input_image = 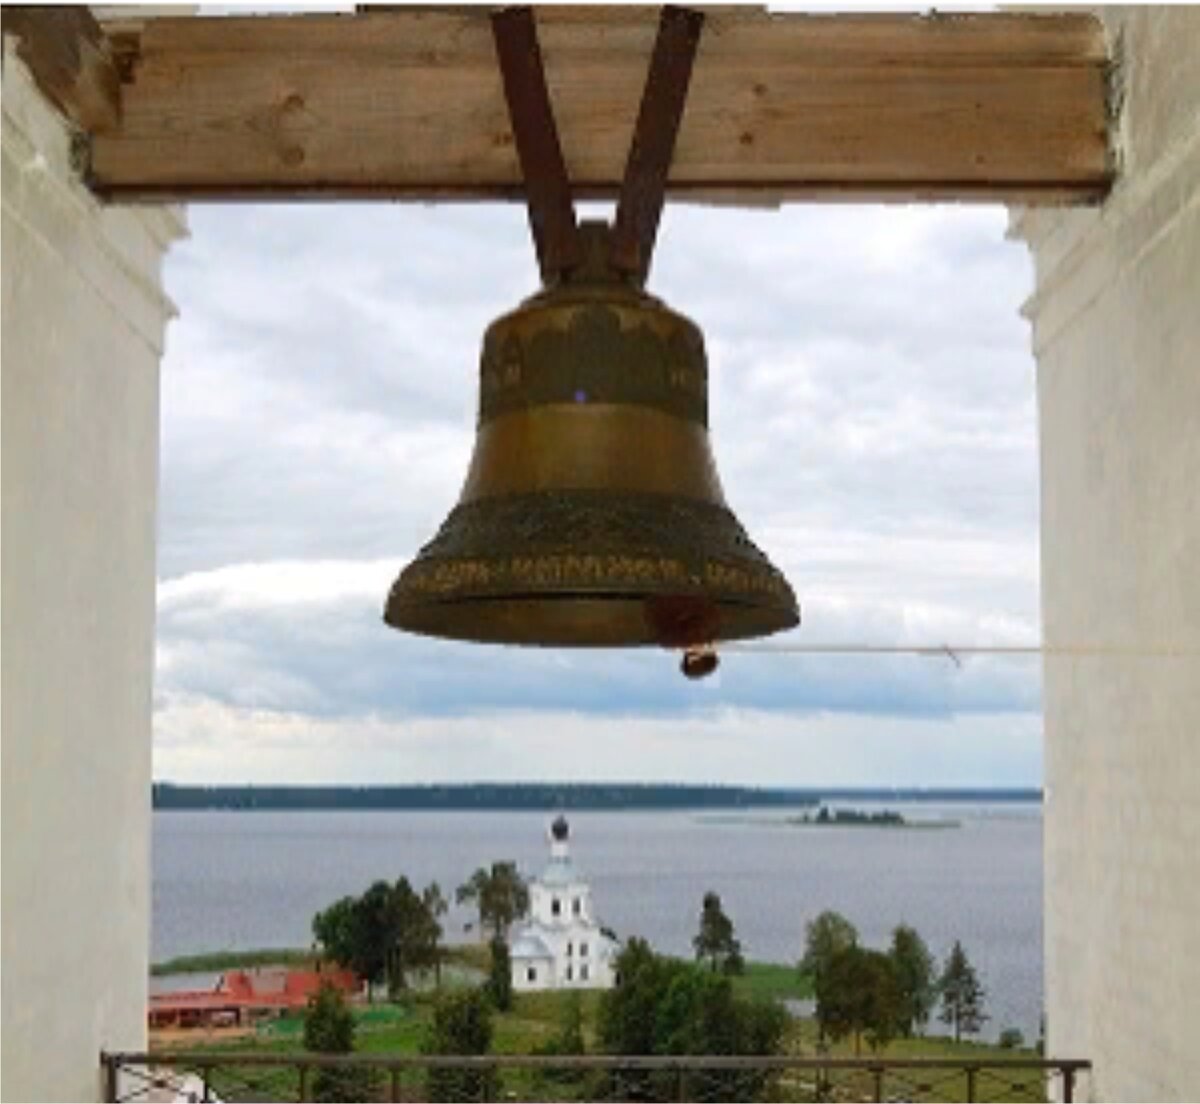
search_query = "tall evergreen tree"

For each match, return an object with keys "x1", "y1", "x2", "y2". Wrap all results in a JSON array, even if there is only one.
[
  {"x1": 693, "y1": 891, "x2": 745, "y2": 975},
  {"x1": 889, "y1": 924, "x2": 936, "y2": 1035},
  {"x1": 938, "y1": 941, "x2": 988, "y2": 1042}
]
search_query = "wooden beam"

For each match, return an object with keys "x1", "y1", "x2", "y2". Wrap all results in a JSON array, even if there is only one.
[
  {"x1": 2, "y1": 5, "x2": 121, "y2": 133},
  {"x1": 87, "y1": 8, "x2": 1112, "y2": 205}
]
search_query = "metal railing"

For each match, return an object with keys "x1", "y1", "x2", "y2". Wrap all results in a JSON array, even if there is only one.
[{"x1": 103, "y1": 1050, "x2": 1090, "y2": 1103}]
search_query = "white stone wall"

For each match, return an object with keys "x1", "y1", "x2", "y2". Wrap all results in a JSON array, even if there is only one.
[
  {"x1": 1, "y1": 43, "x2": 185, "y2": 1103},
  {"x1": 512, "y1": 955, "x2": 555, "y2": 992},
  {"x1": 1011, "y1": 8, "x2": 1200, "y2": 1100},
  {"x1": 530, "y1": 879, "x2": 590, "y2": 926}
]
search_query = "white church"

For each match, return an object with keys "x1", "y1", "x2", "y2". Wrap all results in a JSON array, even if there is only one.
[{"x1": 509, "y1": 815, "x2": 618, "y2": 992}]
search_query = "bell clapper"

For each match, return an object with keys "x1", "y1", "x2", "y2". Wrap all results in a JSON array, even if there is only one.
[{"x1": 681, "y1": 644, "x2": 720, "y2": 681}]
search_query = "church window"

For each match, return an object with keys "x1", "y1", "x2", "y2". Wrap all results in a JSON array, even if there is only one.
[
  {"x1": 581, "y1": 965, "x2": 589, "y2": 981},
  {"x1": 567, "y1": 942, "x2": 573, "y2": 956},
  {"x1": 580, "y1": 942, "x2": 588, "y2": 957},
  {"x1": 573, "y1": 897, "x2": 582, "y2": 915},
  {"x1": 566, "y1": 965, "x2": 573, "y2": 981},
  {"x1": 551, "y1": 897, "x2": 561, "y2": 916},
  {"x1": 527, "y1": 967, "x2": 537, "y2": 982}
]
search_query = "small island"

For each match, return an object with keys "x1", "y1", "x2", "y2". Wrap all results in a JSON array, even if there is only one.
[{"x1": 787, "y1": 806, "x2": 959, "y2": 829}]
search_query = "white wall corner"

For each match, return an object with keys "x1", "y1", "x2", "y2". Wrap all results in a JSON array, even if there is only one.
[
  {"x1": 2, "y1": 35, "x2": 188, "y2": 355},
  {"x1": 1007, "y1": 7, "x2": 1200, "y2": 350}
]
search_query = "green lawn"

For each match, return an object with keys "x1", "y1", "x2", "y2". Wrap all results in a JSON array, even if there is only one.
[
  {"x1": 151, "y1": 943, "x2": 491, "y2": 978},
  {"x1": 731, "y1": 960, "x2": 814, "y2": 1003},
  {"x1": 151, "y1": 947, "x2": 317, "y2": 976},
  {"x1": 155, "y1": 952, "x2": 1045, "y2": 1102}
]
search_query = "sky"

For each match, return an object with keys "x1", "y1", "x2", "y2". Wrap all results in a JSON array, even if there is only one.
[{"x1": 153, "y1": 199, "x2": 1043, "y2": 787}]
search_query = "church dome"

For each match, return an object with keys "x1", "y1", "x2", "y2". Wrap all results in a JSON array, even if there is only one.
[{"x1": 551, "y1": 814, "x2": 569, "y2": 842}]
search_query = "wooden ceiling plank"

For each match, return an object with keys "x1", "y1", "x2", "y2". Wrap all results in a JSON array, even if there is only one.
[{"x1": 86, "y1": 9, "x2": 1112, "y2": 205}]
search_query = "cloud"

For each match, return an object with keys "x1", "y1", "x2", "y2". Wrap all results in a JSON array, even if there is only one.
[
  {"x1": 155, "y1": 558, "x2": 1040, "y2": 722},
  {"x1": 154, "y1": 698, "x2": 1042, "y2": 789},
  {"x1": 155, "y1": 201, "x2": 1041, "y2": 784}
]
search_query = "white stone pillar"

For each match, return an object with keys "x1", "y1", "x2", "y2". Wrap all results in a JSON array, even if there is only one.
[
  {"x1": 1010, "y1": 8, "x2": 1200, "y2": 1101},
  {"x1": 1, "y1": 40, "x2": 186, "y2": 1102}
]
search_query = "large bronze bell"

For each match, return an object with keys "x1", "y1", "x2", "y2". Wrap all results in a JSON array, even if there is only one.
[{"x1": 384, "y1": 223, "x2": 799, "y2": 647}]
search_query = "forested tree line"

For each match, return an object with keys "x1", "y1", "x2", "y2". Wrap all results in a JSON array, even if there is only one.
[{"x1": 153, "y1": 781, "x2": 1039, "y2": 811}]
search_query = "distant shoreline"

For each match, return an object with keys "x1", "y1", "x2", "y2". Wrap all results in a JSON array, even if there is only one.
[{"x1": 152, "y1": 782, "x2": 1042, "y2": 812}]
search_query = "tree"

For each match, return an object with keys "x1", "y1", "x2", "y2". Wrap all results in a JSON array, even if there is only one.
[
  {"x1": 457, "y1": 862, "x2": 529, "y2": 940},
  {"x1": 600, "y1": 939, "x2": 681, "y2": 1058},
  {"x1": 815, "y1": 946, "x2": 902, "y2": 1055},
  {"x1": 600, "y1": 939, "x2": 687, "y2": 1100},
  {"x1": 800, "y1": 910, "x2": 859, "y2": 1041},
  {"x1": 351, "y1": 880, "x2": 395, "y2": 1000},
  {"x1": 312, "y1": 886, "x2": 391, "y2": 1000},
  {"x1": 386, "y1": 876, "x2": 438, "y2": 996},
  {"x1": 693, "y1": 891, "x2": 745, "y2": 975},
  {"x1": 312, "y1": 897, "x2": 358, "y2": 970},
  {"x1": 889, "y1": 924, "x2": 936, "y2": 1036},
  {"x1": 938, "y1": 941, "x2": 988, "y2": 1042},
  {"x1": 424, "y1": 988, "x2": 495, "y2": 1103},
  {"x1": 303, "y1": 983, "x2": 375, "y2": 1102},
  {"x1": 315, "y1": 878, "x2": 445, "y2": 1000},
  {"x1": 423, "y1": 882, "x2": 449, "y2": 986},
  {"x1": 600, "y1": 939, "x2": 787, "y2": 1101},
  {"x1": 486, "y1": 934, "x2": 513, "y2": 1012}
]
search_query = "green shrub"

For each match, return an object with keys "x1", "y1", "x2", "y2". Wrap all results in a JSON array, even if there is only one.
[
  {"x1": 302, "y1": 984, "x2": 377, "y2": 1102},
  {"x1": 424, "y1": 988, "x2": 495, "y2": 1102},
  {"x1": 999, "y1": 1027, "x2": 1025, "y2": 1049}
]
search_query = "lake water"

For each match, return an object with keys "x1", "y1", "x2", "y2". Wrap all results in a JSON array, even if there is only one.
[{"x1": 153, "y1": 803, "x2": 1042, "y2": 1041}]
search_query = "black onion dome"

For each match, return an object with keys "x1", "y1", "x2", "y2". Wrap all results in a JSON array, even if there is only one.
[{"x1": 551, "y1": 815, "x2": 570, "y2": 842}]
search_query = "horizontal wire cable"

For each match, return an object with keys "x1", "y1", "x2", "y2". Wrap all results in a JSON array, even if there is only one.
[{"x1": 720, "y1": 643, "x2": 1196, "y2": 659}]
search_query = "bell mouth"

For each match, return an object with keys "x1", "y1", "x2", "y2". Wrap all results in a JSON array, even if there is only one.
[
  {"x1": 385, "y1": 595, "x2": 795, "y2": 648},
  {"x1": 384, "y1": 490, "x2": 799, "y2": 648}
]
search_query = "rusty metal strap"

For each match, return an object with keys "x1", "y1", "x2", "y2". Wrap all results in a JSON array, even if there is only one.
[
  {"x1": 611, "y1": 6, "x2": 705, "y2": 283},
  {"x1": 490, "y1": 6, "x2": 581, "y2": 282}
]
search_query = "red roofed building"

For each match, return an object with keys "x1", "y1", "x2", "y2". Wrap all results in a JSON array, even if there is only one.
[{"x1": 148, "y1": 966, "x2": 361, "y2": 1031}]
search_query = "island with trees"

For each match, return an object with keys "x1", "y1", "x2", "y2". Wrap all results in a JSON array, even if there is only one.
[{"x1": 788, "y1": 806, "x2": 961, "y2": 829}]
